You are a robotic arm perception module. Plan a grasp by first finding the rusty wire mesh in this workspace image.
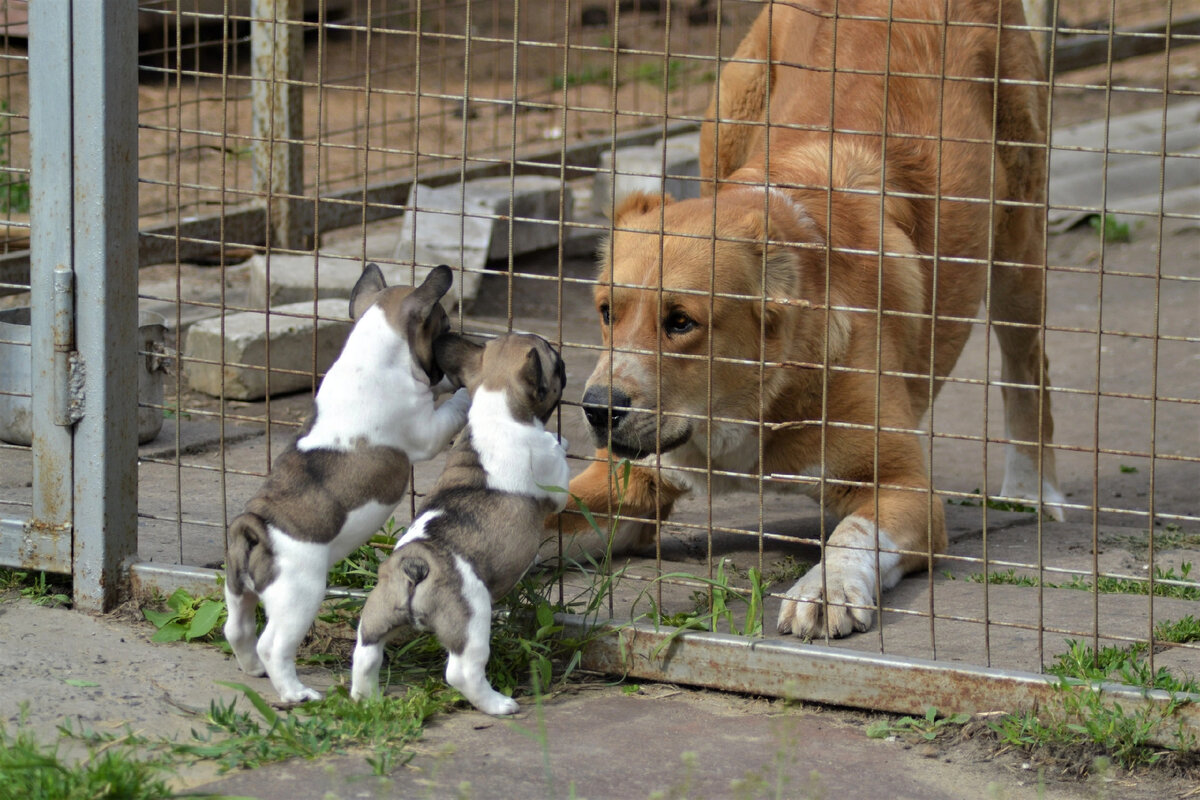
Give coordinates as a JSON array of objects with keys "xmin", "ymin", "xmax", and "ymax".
[{"xmin": 0, "ymin": 0, "xmax": 1197, "ymax": 705}]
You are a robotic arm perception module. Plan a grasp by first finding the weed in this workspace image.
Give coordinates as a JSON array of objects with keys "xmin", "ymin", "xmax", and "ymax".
[
  {"xmin": 946, "ymin": 488, "xmax": 1036, "ymax": 513},
  {"xmin": 0, "ymin": 568, "xmax": 71, "ymax": 607},
  {"xmin": 143, "ymin": 588, "xmax": 227, "ymax": 644},
  {"xmin": 1047, "ymin": 639, "xmax": 1199, "ymax": 695},
  {"xmin": 1154, "ymin": 614, "xmax": 1200, "ymax": 644},
  {"xmin": 866, "ymin": 707, "xmax": 971, "ymax": 742},
  {"xmin": 965, "ymin": 569, "xmax": 1039, "ymax": 587},
  {"xmin": 1, "ymin": 715, "xmax": 189, "ymax": 800},
  {"xmin": 1089, "ymin": 213, "xmax": 1132, "ymax": 243},
  {"xmin": 987, "ymin": 637, "xmax": 1200, "ymax": 771},
  {"xmin": 551, "ymin": 63, "xmax": 611, "ymax": 90},
  {"xmin": 638, "ymin": 559, "xmax": 766, "ymax": 653},
  {"xmin": 170, "ymin": 682, "xmax": 447, "ymax": 774},
  {"xmin": 1119, "ymin": 464, "xmax": 1138, "ymax": 474},
  {"xmin": 1059, "ymin": 562, "xmax": 1200, "ymax": 602},
  {"xmin": 961, "ymin": 563, "xmax": 1200, "ymax": 602},
  {"xmin": 1101, "ymin": 522, "xmax": 1200, "ymax": 561},
  {"xmin": 0, "ymin": 100, "xmax": 30, "ymax": 215}
]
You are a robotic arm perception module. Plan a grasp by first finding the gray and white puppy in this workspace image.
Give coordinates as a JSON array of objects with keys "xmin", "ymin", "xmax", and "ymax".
[
  {"xmin": 350, "ymin": 332, "xmax": 568, "ymax": 716},
  {"xmin": 223, "ymin": 263, "xmax": 471, "ymax": 703}
]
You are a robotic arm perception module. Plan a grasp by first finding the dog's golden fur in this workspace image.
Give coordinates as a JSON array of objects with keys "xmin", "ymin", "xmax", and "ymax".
[{"xmin": 553, "ymin": 0, "xmax": 1062, "ymax": 637}]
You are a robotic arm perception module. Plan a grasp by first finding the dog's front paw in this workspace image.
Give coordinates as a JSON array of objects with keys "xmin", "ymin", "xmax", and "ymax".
[{"xmin": 776, "ymin": 556, "xmax": 877, "ymax": 639}]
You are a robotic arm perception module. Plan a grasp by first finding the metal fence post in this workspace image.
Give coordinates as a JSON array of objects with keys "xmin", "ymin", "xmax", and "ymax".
[
  {"xmin": 252, "ymin": 0, "xmax": 310, "ymax": 250},
  {"xmin": 25, "ymin": 1, "xmax": 76, "ymax": 572},
  {"xmin": 69, "ymin": 0, "xmax": 140, "ymax": 611}
]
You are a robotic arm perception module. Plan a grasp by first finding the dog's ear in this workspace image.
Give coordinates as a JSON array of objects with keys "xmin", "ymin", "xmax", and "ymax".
[
  {"xmin": 611, "ymin": 191, "xmax": 675, "ymax": 223},
  {"xmin": 349, "ymin": 263, "xmax": 387, "ymax": 320},
  {"xmin": 434, "ymin": 332, "xmax": 485, "ymax": 390},
  {"xmin": 400, "ymin": 264, "xmax": 454, "ymax": 323},
  {"xmin": 521, "ymin": 346, "xmax": 546, "ymax": 401},
  {"xmin": 400, "ymin": 556, "xmax": 429, "ymax": 585}
]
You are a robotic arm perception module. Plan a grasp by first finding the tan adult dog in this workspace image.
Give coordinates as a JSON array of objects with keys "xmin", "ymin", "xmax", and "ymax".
[{"xmin": 553, "ymin": 0, "xmax": 1064, "ymax": 638}]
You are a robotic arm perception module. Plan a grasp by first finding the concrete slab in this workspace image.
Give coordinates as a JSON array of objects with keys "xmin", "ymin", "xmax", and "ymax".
[
  {"xmin": 244, "ymin": 251, "xmax": 450, "ymax": 313},
  {"xmin": 1048, "ymin": 100, "xmax": 1200, "ymax": 231},
  {"xmin": 182, "ymin": 299, "xmax": 351, "ymax": 400},
  {"xmin": 592, "ymin": 132, "xmax": 702, "ymax": 216},
  {"xmin": 392, "ymin": 175, "xmax": 575, "ymax": 306}
]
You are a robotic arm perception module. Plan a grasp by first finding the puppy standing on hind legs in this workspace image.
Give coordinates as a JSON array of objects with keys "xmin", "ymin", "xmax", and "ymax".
[
  {"xmin": 222, "ymin": 263, "xmax": 470, "ymax": 703},
  {"xmin": 351, "ymin": 332, "xmax": 569, "ymax": 716}
]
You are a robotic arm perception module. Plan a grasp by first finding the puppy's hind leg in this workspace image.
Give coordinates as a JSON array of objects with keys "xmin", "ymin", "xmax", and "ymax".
[
  {"xmin": 223, "ymin": 513, "xmax": 269, "ymax": 675},
  {"xmin": 256, "ymin": 541, "xmax": 329, "ymax": 703},
  {"xmin": 223, "ymin": 583, "xmax": 265, "ymax": 676},
  {"xmin": 444, "ymin": 556, "xmax": 519, "ymax": 716}
]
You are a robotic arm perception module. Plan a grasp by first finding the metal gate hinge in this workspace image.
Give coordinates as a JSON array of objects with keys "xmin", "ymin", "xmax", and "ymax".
[{"xmin": 51, "ymin": 265, "xmax": 83, "ymax": 427}]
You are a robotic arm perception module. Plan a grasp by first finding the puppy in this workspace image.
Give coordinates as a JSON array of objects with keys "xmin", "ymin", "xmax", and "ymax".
[
  {"xmin": 223, "ymin": 263, "xmax": 471, "ymax": 703},
  {"xmin": 350, "ymin": 332, "xmax": 568, "ymax": 716}
]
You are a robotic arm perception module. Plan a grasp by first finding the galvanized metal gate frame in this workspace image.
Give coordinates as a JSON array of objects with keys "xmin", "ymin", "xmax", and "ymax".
[
  {"xmin": 0, "ymin": 1, "xmax": 138, "ymax": 612},
  {"xmin": 1, "ymin": 0, "xmax": 1196, "ymax": 742}
]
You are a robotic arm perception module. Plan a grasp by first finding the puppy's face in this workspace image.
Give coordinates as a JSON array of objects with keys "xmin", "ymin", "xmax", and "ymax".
[
  {"xmin": 583, "ymin": 190, "xmax": 821, "ymax": 459},
  {"xmin": 436, "ymin": 332, "xmax": 566, "ymax": 424},
  {"xmin": 349, "ymin": 264, "xmax": 454, "ymax": 384}
]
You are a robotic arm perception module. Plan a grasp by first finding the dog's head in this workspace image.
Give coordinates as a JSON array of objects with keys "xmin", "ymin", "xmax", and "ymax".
[
  {"xmin": 435, "ymin": 332, "xmax": 566, "ymax": 424},
  {"xmin": 348, "ymin": 263, "xmax": 454, "ymax": 385},
  {"xmin": 582, "ymin": 189, "xmax": 828, "ymax": 460}
]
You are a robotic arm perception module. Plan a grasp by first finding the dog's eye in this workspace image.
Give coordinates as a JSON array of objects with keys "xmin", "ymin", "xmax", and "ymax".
[
  {"xmin": 663, "ymin": 311, "xmax": 697, "ymax": 337},
  {"xmin": 599, "ymin": 304, "xmax": 611, "ymax": 326}
]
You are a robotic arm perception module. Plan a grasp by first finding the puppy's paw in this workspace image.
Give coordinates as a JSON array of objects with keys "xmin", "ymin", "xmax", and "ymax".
[
  {"xmin": 279, "ymin": 685, "xmax": 324, "ymax": 704},
  {"xmin": 477, "ymin": 693, "xmax": 520, "ymax": 716},
  {"xmin": 776, "ymin": 558, "xmax": 876, "ymax": 639}
]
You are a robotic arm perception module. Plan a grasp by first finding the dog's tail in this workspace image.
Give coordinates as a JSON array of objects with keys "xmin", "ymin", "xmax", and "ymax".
[
  {"xmin": 358, "ymin": 544, "xmax": 432, "ymax": 646},
  {"xmin": 225, "ymin": 512, "xmax": 275, "ymax": 596}
]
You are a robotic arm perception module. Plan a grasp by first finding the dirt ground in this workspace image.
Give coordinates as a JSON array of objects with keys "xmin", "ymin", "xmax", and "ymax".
[{"xmin": 2, "ymin": 596, "xmax": 1198, "ymax": 799}]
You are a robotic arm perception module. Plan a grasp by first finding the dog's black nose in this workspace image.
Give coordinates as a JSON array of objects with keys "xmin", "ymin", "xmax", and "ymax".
[{"xmin": 582, "ymin": 385, "xmax": 630, "ymax": 434}]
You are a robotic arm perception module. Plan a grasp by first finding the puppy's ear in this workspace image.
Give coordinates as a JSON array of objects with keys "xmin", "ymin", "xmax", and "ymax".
[
  {"xmin": 400, "ymin": 264, "xmax": 454, "ymax": 323},
  {"xmin": 521, "ymin": 346, "xmax": 546, "ymax": 401},
  {"xmin": 349, "ymin": 263, "xmax": 387, "ymax": 320},
  {"xmin": 400, "ymin": 556, "xmax": 429, "ymax": 584},
  {"xmin": 611, "ymin": 191, "xmax": 675, "ymax": 223},
  {"xmin": 434, "ymin": 332, "xmax": 485, "ymax": 390}
]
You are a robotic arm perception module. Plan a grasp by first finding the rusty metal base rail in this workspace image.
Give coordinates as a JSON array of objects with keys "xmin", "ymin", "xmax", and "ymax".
[
  {"xmin": 125, "ymin": 562, "xmax": 1198, "ymax": 751},
  {"xmin": 562, "ymin": 614, "xmax": 1200, "ymax": 751}
]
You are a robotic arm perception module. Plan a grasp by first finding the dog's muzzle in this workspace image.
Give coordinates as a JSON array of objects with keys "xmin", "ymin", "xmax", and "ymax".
[{"xmin": 581, "ymin": 384, "xmax": 692, "ymax": 459}]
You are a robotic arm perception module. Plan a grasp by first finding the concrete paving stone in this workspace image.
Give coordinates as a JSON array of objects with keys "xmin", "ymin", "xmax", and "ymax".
[
  {"xmin": 182, "ymin": 299, "xmax": 351, "ymax": 400},
  {"xmin": 592, "ymin": 132, "xmax": 702, "ymax": 216},
  {"xmin": 391, "ymin": 175, "xmax": 576, "ymax": 306},
  {"xmin": 245, "ymin": 251, "xmax": 451, "ymax": 313}
]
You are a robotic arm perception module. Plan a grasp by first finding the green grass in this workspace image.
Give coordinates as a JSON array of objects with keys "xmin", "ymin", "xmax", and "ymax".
[
  {"xmin": 866, "ymin": 706, "xmax": 971, "ymax": 742},
  {"xmin": 0, "ymin": 568, "xmax": 71, "ymax": 607},
  {"xmin": 0, "ymin": 715, "xmax": 189, "ymax": 800},
  {"xmin": 550, "ymin": 57, "xmax": 711, "ymax": 92},
  {"xmin": 1089, "ymin": 213, "xmax": 1132, "ymax": 243},
  {"xmin": 960, "ymin": 561, "xmax": 1200, "ymax": 602},
  {"xmin": 0, "ymin": 100, "xmax": 30, "ymax": 215},
  {"xmin": 946, "ymin": 488, "xmax": 1037, "ymax": 513}
]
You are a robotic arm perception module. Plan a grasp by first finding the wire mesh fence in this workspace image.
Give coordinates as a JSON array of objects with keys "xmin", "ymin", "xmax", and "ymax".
[{"xmin": 0, "ymin": 0, "xmax": 1197, "ymax": 717}]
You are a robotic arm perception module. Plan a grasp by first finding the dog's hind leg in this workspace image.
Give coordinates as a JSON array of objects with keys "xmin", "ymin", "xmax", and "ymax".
[
  {"xmin": 444, "ymin": 556, "xmax": 519, "ymax": 716},
  {"xmin": 990, "ymin": 245, "xmax": 1065, "ymax": 521},
  {"xmin": 255, "ymin": 539, "xmax": 329, "ymax": 703},
  {"xmin": 223, "ymin": 583, "xmax": 265, "ymax": 676}
]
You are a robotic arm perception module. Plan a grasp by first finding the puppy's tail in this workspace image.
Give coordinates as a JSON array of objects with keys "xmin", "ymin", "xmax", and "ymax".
[
  {"xmin": 358, "ymin": 545, "xmax": 432, "ymax": 646},
  {"xmin": 225, "ymin": 512, "xmax": 275, "ymax": 596}
]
